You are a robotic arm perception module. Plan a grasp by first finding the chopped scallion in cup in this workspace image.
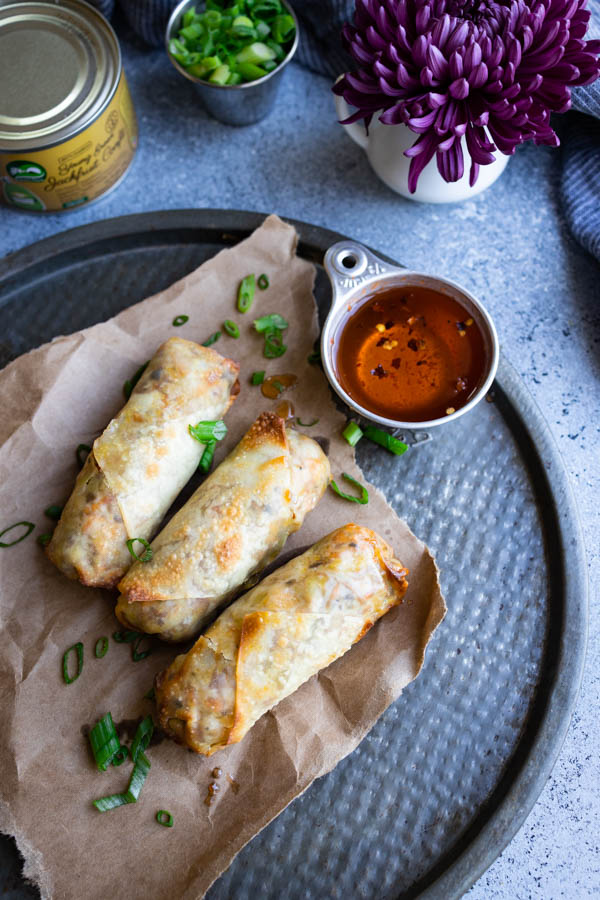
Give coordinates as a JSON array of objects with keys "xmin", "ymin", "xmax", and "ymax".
[{"xmin": 169, "ymin": 1, "xmax": 296, "ymax": 85}]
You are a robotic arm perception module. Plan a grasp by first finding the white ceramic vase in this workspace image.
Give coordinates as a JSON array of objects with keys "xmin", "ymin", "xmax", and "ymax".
[{"xmin": 334, "ymin": 92, "xmax": 509, "ymax": 204}]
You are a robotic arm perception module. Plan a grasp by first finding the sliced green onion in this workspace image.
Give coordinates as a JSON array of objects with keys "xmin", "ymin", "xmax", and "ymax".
[
  {"xmin": 251, "ymin": 370, "xmax": 265, "ymax": 385},
  {"xmin": 112, "ymin": 630, "xmax": 139, "ymax": 644},
  {"xmin": 172, "ymin": 315, "xmax": 189, "ymax": 327},
  {"xmin": 307, "ymin": 349, "xmax": 321, "ymax": 365},
  {"xmin": 93, "ymin": 793, "xmax": 130, "ymax": 813},
  {"xmin": 272, "ymin": 380, "xmax": 285, "ymax": 394},
  {"xmin": 112, "ymin": 746, "xmax": 129, "ymax": 767},
  {"xmin": 329, "ymin": 473, "xmax": 369, "ymax": 505},
  {"xmin": 0, "ymin": 521, "xmax": 34, "ymax": 548},
  {"xmin": 62, "ymin": 642, "xmax": 84, "ymax": 684},
  {"xmin": 202, "ymin": 331, "xmax": 221, "ymax": 347},
  {"xmin": 126, "ymin": 538, "xmax": 153, "ymax": 563},
  {"xmin": 144, "ymin": 687, "xmax": 155, "ymax": 701},
  {"xmin": 199, "ymin": 440, "xmax": 216, "ymax": 474},
  {"xmin": 189, "ymin": 420, "xmax": 227, "ymax": 443},
  {"xmin": 123, "ymin": 361, "xmax": 149, "ymax": 401},
  {"xmin": 113, "ymin": 629, "xmax": 152, "ymax": 661},
  {"xmin": 236, "ymin": 41, "xmax": 276, "ymax": 64},
  {"xmin": 342, "ymin": 422, "xmax": 363, "ymax": 447},
  {"xmin": 257, "ymin": 273, "xmax": 269, "ymax": 290},
  {"xmin": 130, "ymin": 715, "xmax": 154, "ymax": 765},
  {"xmin": 89, "ymin": 712, "xmax": 120, "ymax": 771},
  {"xmin": 363, "ymin": 426, "xmax": 408, "ymax": 456},
  {"xmin": 76, "ymin": 443, "xmax": 92, "ymax": 468},
  {"xmin": 156, "ymin": 810, "xmax": 174, "ymax": 827},
  {"xmin": 37, "ymin": 533, "xmax": 52, "ymax": 547},
  {"xmin": 223, "ymin": 320, "xmax": 240, "ymax": 338},
  {"xmin": 271, "ymin": 13, "xmax": 295, "ymax": 42},
  {"xmin": 237, "ymin": 274, "xmax": 256, "ymax": 313},
  {"xmin": 297, "ymin": 417, "xmax": 320, "ymax": 427},
  {"xmin": 237, "ymin": 62, "xmax": 266, "ymax": 80},
  {"xmin": 94, "ymin": 636, "xmax": 109, "ymax": 658},
  {"xmin": 209, "ymin": 64, "xmax": 231, "ymax": 84},
  {"xmin": 254, "ymin": 313, "xmax": 288, "ymax": 333},
  {"xmin": 263, "ymin": 330, "xmax": 287, "ymax": 358},
  {"xmin": 132, "ymin": 634, "xmax": 153, "ymax": 662},
  {"xmin": 124, "ymin": 753, "xmax": 151, "ymax": 803},
  {"xmin": 44, "ymin": 504, "xmax": 63, "ymax": 521}
]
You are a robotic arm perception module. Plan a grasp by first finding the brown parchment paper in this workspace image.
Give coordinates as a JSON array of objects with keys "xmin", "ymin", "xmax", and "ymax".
[{"xmin": 0, "ymin": 215, "xmax": 446, "ymax": 900}]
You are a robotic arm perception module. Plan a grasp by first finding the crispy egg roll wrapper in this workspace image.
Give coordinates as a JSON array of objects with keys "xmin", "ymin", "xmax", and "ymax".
[
  {"xmin": 155, "ymin": 524, "xmax": 409, "ymax": 755},
  {"xmin": 46, "ymin": 337, "xmax": 239, "ymax": 588},
  {"xmin": 116, "ymin": 412, "xmax": 330, "ymax": 641}
]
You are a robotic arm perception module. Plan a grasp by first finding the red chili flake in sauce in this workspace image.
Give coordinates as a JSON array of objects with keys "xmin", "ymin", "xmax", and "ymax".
[{"xmin": 371, "ymin": 364, "xmax": 388, "ymax": 378}]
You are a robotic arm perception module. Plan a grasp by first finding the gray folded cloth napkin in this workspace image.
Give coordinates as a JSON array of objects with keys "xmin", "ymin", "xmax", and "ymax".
[{"xmin": 90, "ymin": 0, "xmax": 600, "ymax": 263}]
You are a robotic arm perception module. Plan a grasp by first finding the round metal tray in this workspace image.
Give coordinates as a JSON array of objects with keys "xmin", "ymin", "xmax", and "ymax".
[{"xmin": 0, "ymin": 210, "xmax": 587, "ymax": 900}]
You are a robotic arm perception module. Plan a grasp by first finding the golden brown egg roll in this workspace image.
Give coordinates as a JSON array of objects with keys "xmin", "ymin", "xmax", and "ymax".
[
  {"xmin": 115, "ymin": 412, "xmax": 330, "ymax": 641},
  {"xmin": 46, "ymin": 337, "xmax": 239, "ymax": 589},
  {"xmin": 155, "ymin": 524, "xmax": 409, "ymax": 755}
]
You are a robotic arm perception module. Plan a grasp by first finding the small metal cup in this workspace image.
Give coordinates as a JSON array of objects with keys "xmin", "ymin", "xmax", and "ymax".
[
  {"xmin": 165, "ymin": 0, "xmax": 298, "ymax": 126},
  {"xmin": 321, "ymin": 240, "xmax": 500, "ymax": 436}
]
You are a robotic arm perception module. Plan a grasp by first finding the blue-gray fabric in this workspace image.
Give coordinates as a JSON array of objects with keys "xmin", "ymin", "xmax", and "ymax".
[{"xmin": 90, "ymin": 0, "xmax": 600, "ymax": 262}]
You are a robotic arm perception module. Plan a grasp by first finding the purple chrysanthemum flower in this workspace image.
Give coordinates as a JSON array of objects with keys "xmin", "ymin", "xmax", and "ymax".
[{"xmin": 334, "ymin": 0, "xmax": 600, "ymax": 191}]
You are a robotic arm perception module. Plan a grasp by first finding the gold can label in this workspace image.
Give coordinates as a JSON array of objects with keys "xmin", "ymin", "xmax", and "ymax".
[{"xmin": 0, "ymin": 72, "xmax": 138, "ymax": 212}]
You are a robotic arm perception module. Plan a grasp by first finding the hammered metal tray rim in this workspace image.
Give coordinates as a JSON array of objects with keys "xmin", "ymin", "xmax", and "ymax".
[{"xmin": 0, "ymin": 209, "xmax": 588, "ymax": 899}]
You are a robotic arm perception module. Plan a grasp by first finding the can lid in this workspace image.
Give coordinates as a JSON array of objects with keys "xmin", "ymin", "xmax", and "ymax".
[{"xmin": 0, "ymin": 0, "xmax": 120, "ymax": 149}]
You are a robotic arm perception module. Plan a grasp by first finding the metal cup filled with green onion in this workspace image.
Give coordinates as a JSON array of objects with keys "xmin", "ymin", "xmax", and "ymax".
[{"xmin": 165, "ymin": 0, "xmax": 299, "ymax": 126}]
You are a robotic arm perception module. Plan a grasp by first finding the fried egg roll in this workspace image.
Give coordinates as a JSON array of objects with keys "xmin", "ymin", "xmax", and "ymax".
[
  {"xmin": 116, "ymin": 412, "xmax": 330, "ymax": 641},
  {"xmin": 47, "ymin": 337, "xmax": 239, "ymax": 589},
  {"xmin": 155, "ymin": 524, "xmax": 409, "ymax": 755}
]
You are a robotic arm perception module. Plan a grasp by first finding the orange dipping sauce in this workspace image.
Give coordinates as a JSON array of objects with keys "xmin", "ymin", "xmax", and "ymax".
[{"xmin": 334, "ymin": 285, "xmax": 487, "ymax": 422}]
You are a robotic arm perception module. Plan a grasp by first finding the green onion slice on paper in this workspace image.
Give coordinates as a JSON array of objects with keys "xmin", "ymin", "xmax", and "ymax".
[
  {"xmin": 202, "ymin": 331, "xmax": 221, "ymax": 347},
  {"xmin": 132, "ymin": 634, "xmax": 153, "ymax": 662},
  {"xmin": 156, "ymin": 810, "xmax": 174, "ymax": 827},
  {"xmin": 329, "ymin": 473, "xmax": 369, "ymax": 505},
  {"xmin": 94, "ymin": 636, "xmax": 109, "ymax": 659},
  {"xmin": 93, "ymin": 793, "xmax": 130, "ymax": 813},
  {"xmin": 111, "ymin": 746, "xmax": 130, "ymax": 767},
  {"xmin": 257, "ymin": 273, "xmax": 269, "ymax": 290},
  {"xmin": 223, "ymin": 320, "xmax": 240, "ymax": 338},
  {"xmin": 62, "ymin": 642, "xmax": 84, "ymax": 684},
  {"xmin": 130, "ymin": 715, "xmax": 154, "ymax": 765},
  {"xmin": 342, "ymin": 422, "xmax": 363, "ymax": 447},
  {"xmin": 263, "ymin": 331, "xmax": 287, "ymax": 358},
  {"xmin": 112, "ymin": 630, "xmax": 140, "ymax": 644},
  {"xmin": 237, "ymin": 274, "xmax": 256, "ymax": 313},
  {"xmin": 124, "ymin": 753, "xmax": 151, "ymax": 803},
  {"xmin": 297, "ymin": 417, "xmax": 319, "ymax": 427},
  {"xmin": 0, "ymin": 521, "xmax": 34, "ymax": 548},
  {"xmin": 89, "ymin": 712, "xmax": 121, "ymax": 771},
  {"xmin": 254, "ymin": 313, "xmax": 288, "ymax": 333},
  {"xmin": 172, "ymin": 315, "xmax": 189, "ymax": 326},
  {"xmin": 93, "ymin": 756, "xmax": 151, "ymax": 812},
  {"xmin": 251, "ymin": 370, "xmax": 265, "ymax": 385}
]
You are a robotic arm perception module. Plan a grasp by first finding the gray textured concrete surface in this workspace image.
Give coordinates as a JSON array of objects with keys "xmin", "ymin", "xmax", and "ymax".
[{"xmin": 0, "ymin": 29, "xmax": 598, "ymax": 899}]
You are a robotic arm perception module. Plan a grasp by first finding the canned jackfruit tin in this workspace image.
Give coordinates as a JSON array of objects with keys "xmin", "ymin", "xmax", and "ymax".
[{"xmin": 0, "ymin": 0, "xmax": 138, "ymax": 212}]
